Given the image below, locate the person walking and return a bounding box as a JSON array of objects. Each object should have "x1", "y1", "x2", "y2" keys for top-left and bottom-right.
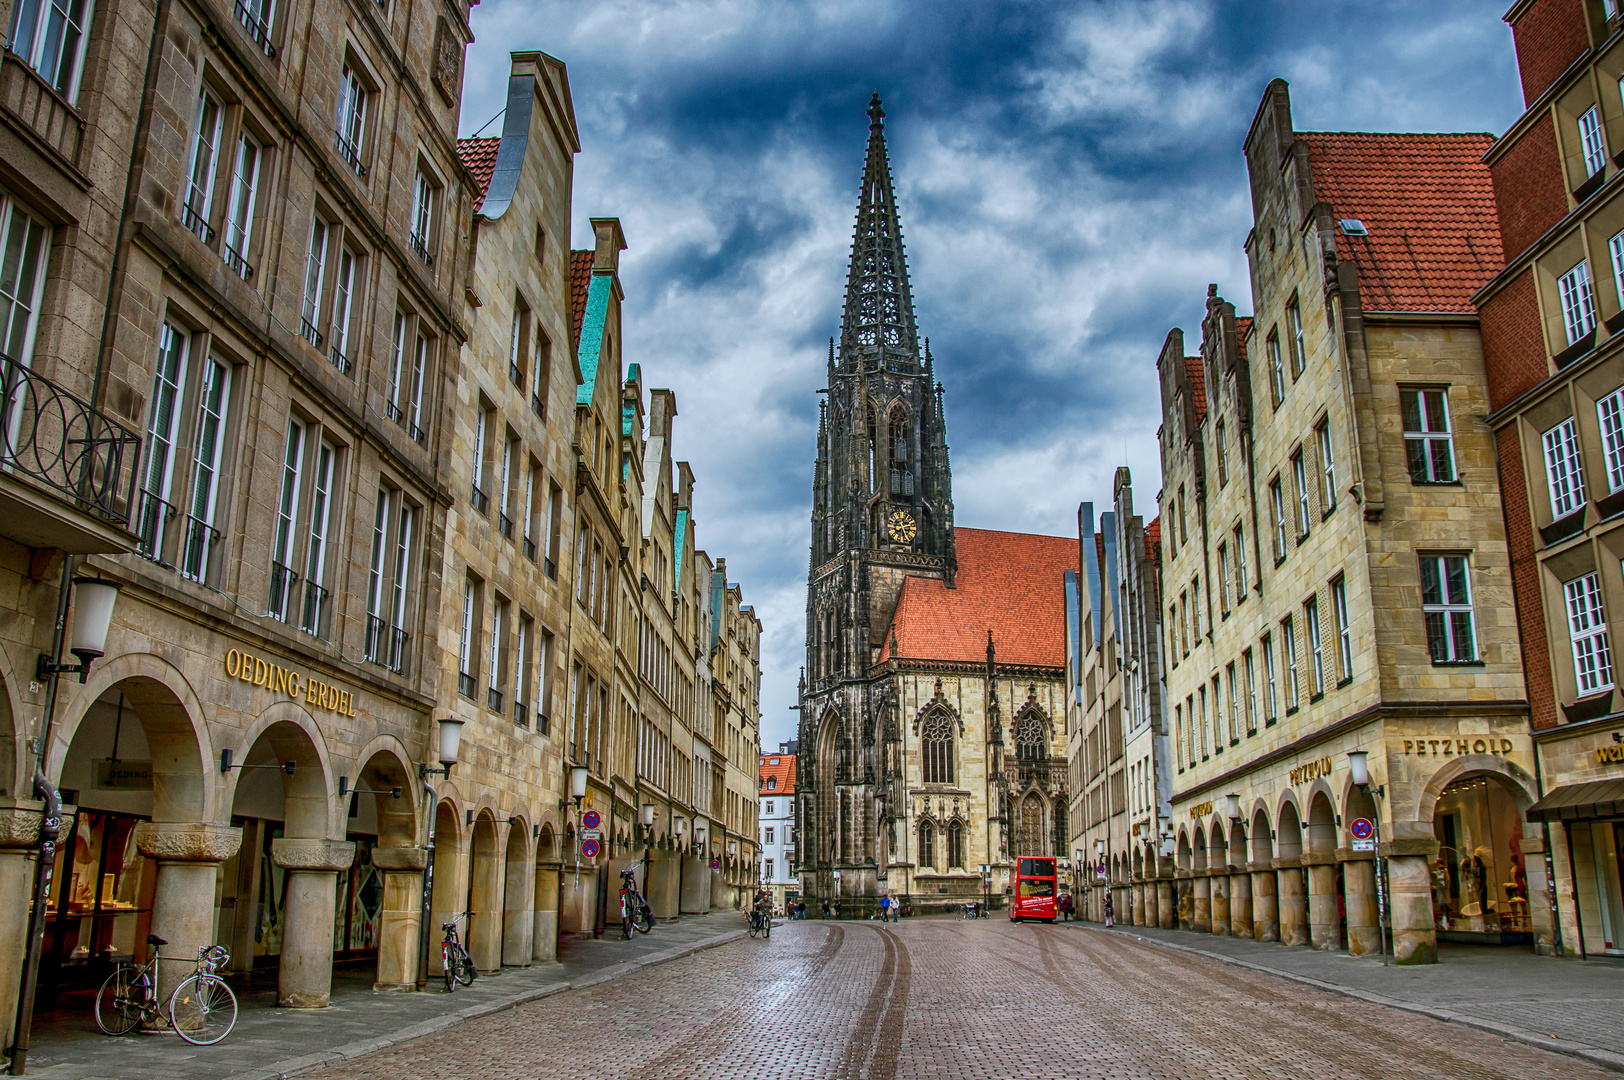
[
  {"x1": 821, "y1": 898, "x2": 830, "y2": 919},
  {"x1": 1104, "y1": 891, "x2": 1115, "y2": 928},
  {"x1": 878, "y1": 894, "x2": 890, "y2": 921}
]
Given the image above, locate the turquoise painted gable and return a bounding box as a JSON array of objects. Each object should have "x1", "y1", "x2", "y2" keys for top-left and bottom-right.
[{"x1": 576, "y1": 272, "x2": 615, "y2": 405}]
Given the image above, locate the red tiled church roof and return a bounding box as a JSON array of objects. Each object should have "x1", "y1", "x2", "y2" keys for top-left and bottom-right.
[
  {"x1": 884, "y1": 527, "x2": 1077, "y2": 670},
  {"x1": 570, "y1": 249, "x2": 594, "y2": 350},
  {"x1": 456, "y1": 137, "x2": 500, "y2": 214},
  {"x1": 1184, "y1": 356, "x2": 1206, "y2": 420},
  {"x1": 759, "y1": 754, "x2": 796, "y2": 796},
  {"x1": 1300, "y1": 131, "x2": 1502, "y2": 313}
]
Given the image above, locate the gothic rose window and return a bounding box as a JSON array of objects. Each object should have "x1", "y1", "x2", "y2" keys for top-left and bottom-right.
[
  {"x1": 1016, "y1": 713, "x2": 1045, "y2": 762},
  {"x1": 919, "y1": 819, "x2": 936, "y2": 870},
  {"x1": 921, "y1": 712, "x2": 954, "y2": 784},
  {"x1": 947, "y1": 819, "x2": 964, "y2": 869}
]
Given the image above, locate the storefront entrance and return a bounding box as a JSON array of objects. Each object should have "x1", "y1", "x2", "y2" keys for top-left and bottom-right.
[{"x1": 1431, "y1": 775, "x2": 1531, "y2": 943}]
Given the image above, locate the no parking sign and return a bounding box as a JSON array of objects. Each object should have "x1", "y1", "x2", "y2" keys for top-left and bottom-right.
[
  {"x1": 583, "y1": 810, "x2": 601, "y2": 830},
  {"x1": 581, "y1": 837, "x2": 600, "y2": 859},
  {"x1": 1350, "y1": 818, "x2": 1375, "y2": 852}
]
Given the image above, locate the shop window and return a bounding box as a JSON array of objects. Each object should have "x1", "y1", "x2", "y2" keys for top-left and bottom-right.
[
  {"x1": 1558, "y1": 260, "x2": 1597, "y2": 347},
  {"x1": 1564, "y1": 571, "x2": 1613, "y2": 696},
  {"x1": 1402, "y1": 388, "x2": 1456, "y2": 483},
  {"x1": 1421, "y1": 555, "x2": 1476, "y2": 664},
  {"x1": 1432, "y1": 776, "x2": 1531, "y2": 938},
  {"x1": 1543, "y1": 417, "x2": 1586, "y2": 520},
  {"x1": 1570, "y1": 821, "x2": 1624, "y2": 954}
]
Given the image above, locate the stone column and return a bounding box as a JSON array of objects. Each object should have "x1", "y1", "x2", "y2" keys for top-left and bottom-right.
[
  {"x1": 680, "y1": 853, "x2": 709, "y2": 913},
  {"x1": 136, "y1": 823, "x2": 243, "y2": 1004},
  {"x1": 1344, "y1": 854, "x2": 1379, "y2": 957},
  {"x1": 1229, "y1": 869, "x2": 1252, "y2": 939},
  {"x1": 1521, "y1": 835, "x2": 1556, "y2": 955},
  {"x1": 1157, "y1": 876, "x2": 1175, "y2": 929},
  {"x1": 533, "y1": 863, "x2": 559, "y2": 962},
  {"x1": 1130, "y1": 883, "x2": 1145, "y2": 926},
  {"x1": 271, "y1": 838, "x2": 356, "y2": 1008},
  {"x1": 502, "y1": 848, "x2": 533, "y2": 968},
  {"x1": 1250, "y1": 864, "x2": 1278, "y2": 942},
  {"x1": 371, "y1": 846, "x2": 427, "y2": 990},
  {"x1": 1306, "y1": 854, "x2": 1339, "y2": 951},
  {"x1": 1276, "y1": 860, "x2": 1308, "y2": 946},
  {"x1": 1209, "y1": 871, "x2": 1229, "y2": 936},
  {"x1": 1389, "y1": 853, "x2": 1438, "y2": 965},
  {"x1": 1192, "y1": 874, "x2": 1210, "y2": 933},
  {"x1": 0, "y1": 804, "x2": 42, "y2": 1045}
]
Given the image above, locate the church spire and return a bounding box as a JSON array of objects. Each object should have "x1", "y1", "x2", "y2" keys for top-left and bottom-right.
[{"x1": 840, "y1": 93, "x2": 919, "y2": 370}]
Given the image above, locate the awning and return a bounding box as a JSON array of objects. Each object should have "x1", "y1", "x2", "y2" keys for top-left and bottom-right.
[{"x1": 1526, "y1": 779, "x2": 1624, "y2": 823}]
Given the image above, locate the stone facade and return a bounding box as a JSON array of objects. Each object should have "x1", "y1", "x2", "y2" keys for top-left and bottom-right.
[{"x1": 1152, "y1": 80, "x2": 1532, "y2": 965}]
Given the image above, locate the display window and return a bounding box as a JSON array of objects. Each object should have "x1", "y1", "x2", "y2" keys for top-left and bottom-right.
[
  {"x1": 336, "y1": 838, "x2": 382, "y2": 956},
  {"x1": 41, "y1": 810, "x2": 152, "y2": 990},
  {"x1": 1431, "y1": 775, "x2": 1530, "y2": 939},
  {"x1": 1569, "y1": 820, "x2": 1624, "y2": 955}
]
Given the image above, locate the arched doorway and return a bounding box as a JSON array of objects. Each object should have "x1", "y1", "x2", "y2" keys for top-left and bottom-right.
[
  {"x1": 1432, "y1": 774, "x2": 1532, "y2": 943},
  {"x1": 427, "y1": 799, "x2": 464, "y2": 977},
  {"x1": 1306, "y1": 791, "x2": 1340, "y2": 950},
  {"x1": 502, "y1": 815, "x2": 532, "y2": 966},
  {"x1": 467, "y1": 811, "x2": 502, "y2": 972},
  {"x1": 349, "y1": 747, "x2": 419, "y2": 990},
  {"x1": 533, "y1": 823, "x2": 559, "y2": 962},
  {"x1": 43, "y1": 674, "x2": 207, "y2": 1008}
]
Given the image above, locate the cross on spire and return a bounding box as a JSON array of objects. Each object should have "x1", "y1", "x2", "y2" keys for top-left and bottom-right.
[{"x1": 840, "y1": 93, "x2": 919, "y2": 370}]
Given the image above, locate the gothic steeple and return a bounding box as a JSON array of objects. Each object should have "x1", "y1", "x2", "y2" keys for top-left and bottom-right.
[{"x1": 840, "y1": 93, "x2": 919, "y2": 371}]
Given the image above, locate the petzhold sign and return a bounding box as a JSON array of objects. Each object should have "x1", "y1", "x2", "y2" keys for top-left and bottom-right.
[
  {"x1": 1289, "y1": 756, "x2": 1334, "y2": 787},
  {"x1": 225, "y1": 648, "x2": 358, "y2": 717}
]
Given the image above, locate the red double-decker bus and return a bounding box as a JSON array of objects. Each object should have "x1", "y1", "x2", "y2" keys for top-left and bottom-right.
[{"x1": 1010, "y1": 856, "x2": 1057, "y2": 922}]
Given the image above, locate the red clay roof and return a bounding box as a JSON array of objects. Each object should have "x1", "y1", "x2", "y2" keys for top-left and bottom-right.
[
  {"x1": 1184, "y1": 356, "x2": 1207, "y2": 421},
  {"x1": 1143, "y1": 516, "x2": 1160, "y2": 561},
  {"x1": 1233, "y1": 316, "x2": 1252, "y2": 365},
  {"x1": 1301, "y1": 131, "x2": 1502, "y2": 313},
  {"x1": 456, "y1": 137, "x2": 500, "y2": 214},
  {"x1": 570, "y1": 249, "x2": 594, "y2": 350},
  {"x1": 883, "y1": 527, "x2": 1077, "y2": 669},
  {"x1": 759, "y1": 754, "x2": 796, "y2": 796}
]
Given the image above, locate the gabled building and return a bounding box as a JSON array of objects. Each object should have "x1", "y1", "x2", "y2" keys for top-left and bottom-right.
[{"x1": 760, "y1": 746, "x2": 798, "y2": 909}]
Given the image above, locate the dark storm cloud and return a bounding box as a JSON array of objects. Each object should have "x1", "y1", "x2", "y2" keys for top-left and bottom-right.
[{"x1": 459, "y1": 0, "x2": 1522, "y2": 748}]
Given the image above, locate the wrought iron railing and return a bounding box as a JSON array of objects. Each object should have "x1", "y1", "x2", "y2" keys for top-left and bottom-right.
[
  {"x1": 222, "y1": 241, "x2": 254, "y2": 280},
  {"x1": 133, "y1": 488, "x2": 177, "y2": 561},
  {"x1": 0, "y1": 352, "x2": 141, "y2": 528},
  {"x1": 233, "y1": 0, "x2": 277, "y2": 57},
  {"x1": 407, "y1": 230, "x2": 433, "y2": 266},
  {"x1": 299, "y1": 318, "x2": 323, "y2": 347},
  {"x1": 180, "y1": 202, "x2": 213, "y2": 243},
  {"x1": 267, "y1": 561, "x2": 298, "y2": 621},
  {"x1": 384, "y1": 399, "x2": 404, "y2": 425},
  {"x1": 299, "y1": 579, "x2": 329, "y2": 638},
  {"x1": 179, "y1": 513, "x2": 219, "y2": 582},
  {"x1": 333, "y1": 131, "x2": 366, "y2": 176},
  {"x1": 470, "y1": 483, "x2": 488, "y2": 514},
  {"x1": 329, "y1": 345, "x2": 350, "y2": 374},
  {"x1": 363, "y1": 614, "x2": 408, "y2": 673},
  {"x1": 512, "y1": 701, "x2": 528, "y2": 727}
]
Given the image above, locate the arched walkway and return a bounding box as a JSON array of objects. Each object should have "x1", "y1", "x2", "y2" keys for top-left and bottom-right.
[
  {"x1": 533, "y1": 822, "x2": 559, "y2": 962},
  {"x1": 1306, "y1": 791, "x2": 1340, "y2": 951},
  {"x1": 467, "y1": 810, "x2": 502, "y2": 972},
  {"x1": 428, "y1": 799, "x2": 464, "y2": 977},
  {"x1": 502, "y1": 815, "x2": 533, "y2": 966}
]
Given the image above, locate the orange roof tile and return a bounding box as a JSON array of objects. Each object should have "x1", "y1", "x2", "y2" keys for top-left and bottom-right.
[
  {"x1": 759, "y1": 754, "x2": 797, "y2": 796},
  {"x1": 884, "y1": 527, "x2": 1077, "y2": 669},
  {"x1": 1184, "y1": 356, "x2": 1207, "y2": 421},
  {"x1": 1300, "y1": 131, "x2": 1502, "y2": 313},
  {"x1": 1143, "y1": 516, "x2": 1160, "y2": 561},
  {"x1": 457, "y1": 137, "x2": 500, "y2": 214},
  {"x1": 1233, "y1": 316, "x2": 1252, "y2": 365},
  {"x1": 570, "y1": 249, "x2": 594, "y2": 350}
]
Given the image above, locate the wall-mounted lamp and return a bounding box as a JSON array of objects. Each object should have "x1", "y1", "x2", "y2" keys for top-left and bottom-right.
[
  {"x1": 419, "y1": 718, "x2": 465, "y2": 780},
  {"x1": 1225, "y1": 793, "x2": 1241, "y2": 821},
  {"x1": 37, "y1": 577, "x2": 123, "y2": 684},
  {"x1": 1347, "y1": 749, "x2": 1384, "y2": 797},
  {"x1": 570, "y1": 764, "x2": 589, "y2": 808}
]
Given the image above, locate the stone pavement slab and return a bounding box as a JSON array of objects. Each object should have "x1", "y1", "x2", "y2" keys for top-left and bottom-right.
[
  {"x1": 18, "y1": 913, "x2": 748, "y2": 1080},
  {"x1": 1073, "y1": 921, "x2": 1624, "y2": 1073}
]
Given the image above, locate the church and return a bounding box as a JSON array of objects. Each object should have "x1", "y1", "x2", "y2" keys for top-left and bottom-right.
[{"x1": 796, "y1": 96, "x2": 1076, "y2": 914}]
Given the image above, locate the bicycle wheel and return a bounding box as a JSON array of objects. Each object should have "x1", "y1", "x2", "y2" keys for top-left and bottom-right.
[
  {"x1": 636, "y1": 905, "x2": 654, "y2": 934},
  {"x1": 94, "y1": 967, "x2": 143, "y2": 1036},
  {"x1": 443, "y1": 947, "x2": 456, "y2": 992},
  {"x1": 763, "y1": 914, "x2": 771, "y2": 938},
  {"x1": 451, "y1": 943, "x2": 476, "y2": 986},
  {"x1": 748, "y1": 916, "x2": 759, "y2": 938},
  {"x1": 169, "y1": 974, "x2": 238, "y2": 1045}
]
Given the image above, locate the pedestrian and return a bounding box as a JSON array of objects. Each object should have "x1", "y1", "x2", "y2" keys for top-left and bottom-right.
[
  {"x1": 1104, "y1": 891, "x2": 1115, "y2": 928},
  {"x1": 833, "y1": 900, "x2": 841, "y2": 919},
  {"x1": 821, "y1": 898, "x2": 830, "y2": 919},
  {"x1": 892, "y1": 898, "x2": 900, "y2": 923},
  {"x1": 878, "y1": 894, "x2": 889, "y2": 921}
]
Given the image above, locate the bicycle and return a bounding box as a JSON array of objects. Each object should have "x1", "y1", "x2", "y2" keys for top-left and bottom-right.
[
  {"x1": 619, "y1": 865, "x2": 654, "y2": 939},
  {"x1": 748, "y1": 906, "x2": 772, "y2": 938},
  {"x1": 95, "y1": 934, "x2": 237, "y2": 1045},
  {"x1": 441, "y1": 914, "x2": 476, "y2": 992}
]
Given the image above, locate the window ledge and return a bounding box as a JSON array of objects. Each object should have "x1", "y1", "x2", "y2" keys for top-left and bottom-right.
[
  {"x1": 1336, "y1": 677, "x2": 1353, "y2": 689},
  {"x1": 1309, "y1": 692, "x2": 1325, "y2": 703},
  {"x1": 1596, "y1": 488, "x2": 1624, "y2": 522},
  {"x1": 1553, "y1": 329, "x2": 1597, "y2": 372},
  {"x1": 1321, "y1": 505, "x2": 1337, "y2": 522},
  {"x1": 1410, "y1": 478, "x2": 1463, "y2": 487},
  {"x1": 1284, "y1": 707, "x2": 1298, "y2": 718},
  {"x1": 1540, "y1": 508, "x2": 1587, "y2": 547},
  {"x1": 1562, "y1": 690, "x2": 1614, "y2": 725},
  {"x1": 1431, "y1": 659, "x2": 1485, "y2": 668}
]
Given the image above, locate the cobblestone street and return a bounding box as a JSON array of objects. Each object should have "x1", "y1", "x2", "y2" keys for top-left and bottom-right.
[{"x1": 315, "y1": 919, "x2": 1619, "y2": 1080}]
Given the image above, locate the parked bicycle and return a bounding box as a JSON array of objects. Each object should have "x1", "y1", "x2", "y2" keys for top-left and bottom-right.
[
  {"x1": 94, "y1": 935, "x2": 237, "y2": 1045},
  {"x1": 620, "y1": 864, "x2": 655, "y2": 939},
  {"x1": 441, "y1": 913, "x2": 476, "y2": 992}
]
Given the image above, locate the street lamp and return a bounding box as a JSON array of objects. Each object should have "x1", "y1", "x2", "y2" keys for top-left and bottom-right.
[
  {"x1": 1224, "y1": 792, "x2": 1242, "y2": 821},
  {"x1": 1346, "y1": 749, "x2": 1392, "y2": 965},
  {"x1": 570, "y1": 764, "x2": 589, "y2": 808},
  {"x1": 14, "y1": 573, "x2": 124, "y2": 1071},
  {"x1": 415, "y1": 717, "x2": 465, "y2": 990}
]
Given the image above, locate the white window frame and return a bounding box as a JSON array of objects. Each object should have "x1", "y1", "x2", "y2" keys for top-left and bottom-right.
[
  {"x1": 181, "y1": 358, "x2": 231, "y2": 582},
  {"x1": 0, "y1": 199, "x2": 50, "y2": 366},
  {"x1": 8, "y1": 0, "x2": 94, "y2": 103},
  {"x1": 269, "y1": 419, "x2": 304, "y2": 619},
  {"x1": 1332, "y1": 576, "x2": 1352, "y2": 682},
  {"x1": 1270, "y1": 478, "x2": 1286, "y2": 560},
  {"x1": 329, "y1": 247, "x2": 357, "y2": 372},
  {"x1": 1598, "y1": 386, "x2": 1624, "y2": 493},
  {"x1": 410, "y1": 170, "x2": 434, "y2": 262},
  {"x1": 137, "y1": 324, "x2": 189, "y2": 558},
  {"x1": 1234, "y1": 525, "x2": 1247, "y2": 600},
  {"x1": 1559, "y1": 259, "x2": 1597, "y2": 347},
  {"x1": 459, "y1": 579, "x2": 477, "y2": 683},
  {"x1": 223, "y1": 135, "x2": 260, "y2": 279},
  {"x1": 1402, "y1": 388, "x2": 1456, "y2": 483},
  {"x1": 335, "y1": 64, "x2": 367, "y2": 174},
  {"x1": 1543, "y1": 416, "x2": 1586, "y2": 520},
  {"x1": 306, "y1": 440, "x2": 336, "y2": 595},
  {"x1": 301, "y1": 218, "x2": 328, "y2": 345},
  {"x1": 184, "y1": 90, "x2": 224, "y2": 242},
  {"x1": 1317, "y1": 422, "x2": 1337, "y2": 513},
  {"x1": 1261, "y1": 633, "x2": 1278, "y2": 724},
  {"x1": 1580, "y1": 104, "x2": 1608, "y2": 178},
  {"x1": 1292, "y1": 451, "x2": 1310, "y2": 536},
  {"x1": 1306, "y1": 596, "x2": 1325, "y2": 697},
  {"x1": 1565, "y1": 572, "x2": 1614, "y2": 696},
  {"x1": 1421, "y1": 554, "x2": 1477, "y2": 664},
  {"x1": 1281, "y1": 615, "x2": 1300, "y2": 711}
]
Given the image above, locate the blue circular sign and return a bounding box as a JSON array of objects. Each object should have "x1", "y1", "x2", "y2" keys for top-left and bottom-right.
[
  {"x1": 581, "y1": 838, "x2": 600, "y2": 859},
  {"x1": 582, "y1": 810, "x2": 601, "y2": 830}
]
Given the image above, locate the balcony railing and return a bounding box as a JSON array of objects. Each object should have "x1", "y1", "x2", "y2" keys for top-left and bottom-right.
[
  {"x1": 498, "y1": 512, "x2": 513, "y2": 539},
  {"x1": 299, "y1": 580, "x2": 330, "y2": 638},
  {"x1": 267, "y1": 561, "x2": 298, "y2": 621},
  {"x1": 333, "y1": 131, "x2": 366, "y2": 177},
  {"x1": 470, "y1": 483, "x2": 488, "y2": 515},
  {"x1": 513, "y1": 701, "x2": 528, "y2": 727},
  {"x1": 458, "y1": 672, "x2": 477, "y2": 699},
  {"x1": 487, "y1": 686, "x2": 503, "y2": 712},
  {"x1": 407, "y1": 230, "x2": 433, "y2": 267},
  {"x1": 222, "y1": 242, "x2": 254, "y2": 281},
  {"x1": 180, "y1": 203, "x2": 213, "y2": 243},
  {"x1": 133, "y1": 488, "x2": 177, "y2": 561},
  {"x1": 384, "y1": 400, "x2": 404, "y2": 425},
  {"x1": 233, "y1": 0, "x2": 278, "y2": 57},
  {"x1": 0, "y1": 352, "x2": 141, "y2": 528},
  {"x1": 363, "y1": 614, "x2": 408, "y2": 673},
  {"x1": 179, "y1": 513, "x2": 220, "y2": 582},
  {"x1": 329, "y1": 345, "x2": 350, "y2": 374},
  {"x1": 299, "y1": 318, "x2": 323, "y2": 348}
]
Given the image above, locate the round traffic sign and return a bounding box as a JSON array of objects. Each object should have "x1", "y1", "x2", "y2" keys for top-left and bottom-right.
[
  {"x1": 709, "y1": 858, "x2": 720, "y2": 869},
  {"x1": 582, "y1": 809, "x2": 601, "y2": 830},
  {"x1": 1350, "y1": 818, "x2": 1374, "y2": 841},
  {"x1": 581, "y1": 837, "x2": 600, "y2": 859}
]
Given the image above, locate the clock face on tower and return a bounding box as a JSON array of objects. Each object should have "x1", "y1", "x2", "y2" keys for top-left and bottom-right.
[{"x1": 887, "y1": 510, "x2": 917, "y2": 543}]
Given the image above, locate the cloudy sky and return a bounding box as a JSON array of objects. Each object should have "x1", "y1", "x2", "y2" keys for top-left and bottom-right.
[{"x1": 459, "y1": 0, "x2": 1523, "y2": 751}]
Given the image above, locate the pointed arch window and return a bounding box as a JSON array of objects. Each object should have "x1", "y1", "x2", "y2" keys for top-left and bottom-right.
[
  {"x1": 1015, "y1": 712, "x2": 1046, "y2": 761},
  {"x1": 888, "y1": 409, "x2": 912, "y2": 496},
  {"x1": 918, "y1": 819, "x2": 936, "y2": 870},
  {"x1": 921, "y1": 712, "x2": 954, "y2": 784},
  {"x1": 947, "y1": 820, "x2": 964, "y2": 870}
]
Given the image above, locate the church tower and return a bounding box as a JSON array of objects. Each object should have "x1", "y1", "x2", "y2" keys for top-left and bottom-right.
[{"x1": 799, "y1": 95, "x2": 955, "y2": 910}]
